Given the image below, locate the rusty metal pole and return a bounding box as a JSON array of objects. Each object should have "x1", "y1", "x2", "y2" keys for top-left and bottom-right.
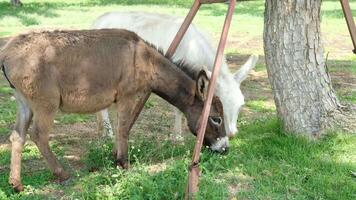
[
  {"x1": 165, "y1": 0, "x2": 236, "y2": 199},
  {"x1": 165, "y1": 0, "x2": 201, "y2": 58},
  {"x1": 165, "y1": 0, "x2": 227, "y2": 58},
  {"x1": 340, "y1": 0, "x2": 356, "y2": 54},
  {"x1": 185, "y1": 0, "x2": 236, "y2": 199}
]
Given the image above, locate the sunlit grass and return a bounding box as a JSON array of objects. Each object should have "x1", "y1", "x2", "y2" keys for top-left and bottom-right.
[
  {"x1": 245, "y1": 100, "x2": 275, "y2": 113},
  {"x1": 1, "y1": 0, "x2": 355, "y2": 59}
]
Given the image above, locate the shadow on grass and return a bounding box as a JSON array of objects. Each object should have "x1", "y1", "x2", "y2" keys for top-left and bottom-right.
[
  {"x1": 88, "y1": 0, "x2": 192, "y2": 7},
  {"x1": 0, "y1": 0, "x2": 264, "y2": 27},
  {"x1": 0, "y1": 0, "x2": 350, "y2": 30},
  {"x1": 0, "y1": 0, "x2": 192, "y2": 26},
  {"x1": 0, "y1": 2, "x2": 61, "y2": 26}
]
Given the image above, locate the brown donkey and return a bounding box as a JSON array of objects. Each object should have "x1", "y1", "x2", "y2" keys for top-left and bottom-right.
[{"x1": 0, "y1": 29, "x2": 228, "y2": 192}]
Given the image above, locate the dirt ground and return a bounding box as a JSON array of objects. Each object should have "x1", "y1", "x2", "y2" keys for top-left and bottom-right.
[{"x1": 0, "y1": 37, "x2": 8, "y2": 49}]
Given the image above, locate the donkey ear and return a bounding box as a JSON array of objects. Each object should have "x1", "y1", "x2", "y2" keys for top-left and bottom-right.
[
  {"x1": 205, "y1": 69, "x2": 212, "y2": 79},
  {"x1": 234, "y1": 54, "x2": 258, "y2": 84},
  {"x1": 196, "y1": 69, "x2": 210, "y2": 101}
]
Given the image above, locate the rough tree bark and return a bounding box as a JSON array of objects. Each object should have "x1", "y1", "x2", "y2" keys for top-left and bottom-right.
[
  {"x1": 10, "y1": 0, "x2": 22, "y2": 7},
  {"x1": 263, "y1": 0, "x2": 341, "y2": 137}
]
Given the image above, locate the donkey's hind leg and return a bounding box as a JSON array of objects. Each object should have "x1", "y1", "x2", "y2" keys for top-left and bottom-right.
[
  {"x1": 9, "y1": 92, "x2": 33, "y2": 192},
  {"x1": 30, "y1": 110, "x2": 70, "y2": 182}
]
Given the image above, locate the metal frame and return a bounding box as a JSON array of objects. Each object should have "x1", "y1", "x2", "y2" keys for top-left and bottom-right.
[
  {"x1": 340, "y1": 0, "x2": 356, "y2": 54},
  {"x1": 164, "y1": 0, "x2": 236, "y2": 199}
]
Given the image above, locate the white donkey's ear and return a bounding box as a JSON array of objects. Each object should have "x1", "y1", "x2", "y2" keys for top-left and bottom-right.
[{"x1": 234, "y1": 54, "x2": 258, "y2": 84}]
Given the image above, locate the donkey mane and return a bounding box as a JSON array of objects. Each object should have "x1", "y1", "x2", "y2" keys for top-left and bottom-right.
[
  {"x1": 173, "y1": 60, "x2": 199, "y2": 80},
  {"x1": 142, "y1": 40, "x2": 197, "y2": 80},
  {"x1": 142, "y1": 39, "x2": 164, "y2": 56}
]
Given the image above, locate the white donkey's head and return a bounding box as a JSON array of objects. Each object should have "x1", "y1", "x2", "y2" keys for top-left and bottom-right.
[{"x1": 212, "y1": 55, "x2": 258, "y2": 137}]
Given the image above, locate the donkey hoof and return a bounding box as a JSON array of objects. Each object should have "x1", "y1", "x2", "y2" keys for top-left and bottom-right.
[
  {"x1": 116, "y1": 159, "x2": 129, "y2": 169},
  {"x1": 59, "y1": 172, "x2": 70, "y2": 182},
  {"x1": 14, "y1": 184, "x2": 24, "y2": 193},
  {"x1": 54, "y1": 171, "x2": 70, "y2": 183},
  {"x1": 10, "y1": 180, "x2": 24, "y2": 192}
]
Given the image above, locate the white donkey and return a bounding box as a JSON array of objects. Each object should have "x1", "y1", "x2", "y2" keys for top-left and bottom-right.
[{"x1": 92, "y1": 11, "x2": 258, "y2": 138}]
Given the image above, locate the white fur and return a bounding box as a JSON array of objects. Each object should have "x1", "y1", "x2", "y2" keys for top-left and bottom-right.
[
  {"x1": 210, "y1": 136, "x2": 229, "y2": 152},
  {"x1": 92, "y1": 11, "x2": 258, "y2": 137},
  {"x1": 100, "y1": 110, "x2": 114, "y2": 137}
]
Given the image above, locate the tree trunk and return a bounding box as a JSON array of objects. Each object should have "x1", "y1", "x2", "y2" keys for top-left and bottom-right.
[
  {"x1": 263, "y1": 0, "x2": 340, "y2": 137},
  {"x1": 10, "y1": 0, "x2": 22, "y2": 7}
]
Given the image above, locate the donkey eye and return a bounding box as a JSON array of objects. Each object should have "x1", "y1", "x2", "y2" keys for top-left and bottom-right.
[{"x1": 209, "y1": 116, "x2": 222, "y2": 126}]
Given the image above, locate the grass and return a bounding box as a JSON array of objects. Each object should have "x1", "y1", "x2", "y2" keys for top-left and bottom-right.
[
  {"x1": 0, "y1": 86, "x2": 16, "y2": 135},
  {"x1": 2, "y1": 117, "x2": 354, "y2": 199},
  {"x1": 0, "y1": 0, "x2": 355, "y2": 199},
  {"x1": 245, "y1": 100, "x2": 275, "y2": 113}
]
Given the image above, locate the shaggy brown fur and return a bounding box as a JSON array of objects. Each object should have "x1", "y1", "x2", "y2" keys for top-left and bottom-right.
[{"x1": 0, "y1": 29, "x2": 227, "y2": 192}]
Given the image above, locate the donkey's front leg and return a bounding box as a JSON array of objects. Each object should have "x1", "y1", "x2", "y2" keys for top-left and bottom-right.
[{"x1": 114, "y1": 92, "x2": 150, "y2": 169}]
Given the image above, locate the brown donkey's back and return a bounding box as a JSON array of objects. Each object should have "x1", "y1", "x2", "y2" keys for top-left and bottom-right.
[{"x1": 1, "y1": 29, "x2": 155, "y2": 113}]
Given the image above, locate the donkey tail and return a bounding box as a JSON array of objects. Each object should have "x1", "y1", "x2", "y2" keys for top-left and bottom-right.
[
  {"x1": 1, "y1": 62, "x2": 15, "y2": 89},
  {"x1": 1, "y1": 37, "x2": 16, "y2": 89}
]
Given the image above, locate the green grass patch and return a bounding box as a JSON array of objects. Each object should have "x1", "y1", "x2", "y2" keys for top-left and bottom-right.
[
  {"x1": 55, "y1": 113, "x2": 92, "y2": 124},
  {"x1": 0, "y1": 97, "x2": 16, "y2": 136},
  {"x1": 327, "y1": 59, "x2": 356, "y2": 74},
  {"x1": 233, "y1": 118, "x2": 356, "y2": 200},
  {"x1": 0, "y1": 86, "x2": 13, "y2": 95},
  {"x1": 245, "y1": 100, "x2": 275, "y2": 113},
  {"x1": 36, "y1": 117, "x2": 356, "y2": 199},
  {"x1": 84, "y1": 134, "x2": 194, "y2": 171},
  {"x1": 81, "y1": 118, "x2": 353, "y2": 199},
  {"x1": 254, "y1": 63, "x2": 266, "y2": 72},
  {"x1": 338, "y1": 90, "x2": 356, "y2": 104},
  {"x1": 0, "y1": 149, "x2": 10, "y2": 166}
]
